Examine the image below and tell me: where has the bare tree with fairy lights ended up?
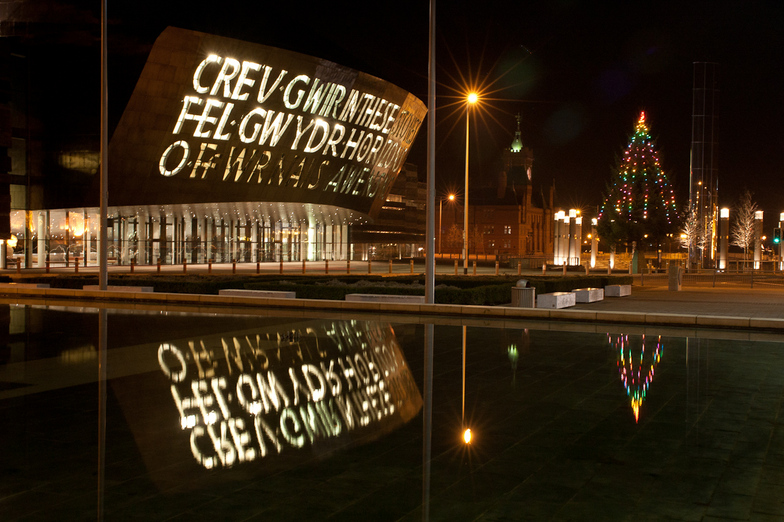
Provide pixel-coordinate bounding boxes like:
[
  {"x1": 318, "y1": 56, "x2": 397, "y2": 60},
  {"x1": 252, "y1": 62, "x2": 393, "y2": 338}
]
[{"x1": 731, "y1": 190, "x2": 758, "y2": 262}]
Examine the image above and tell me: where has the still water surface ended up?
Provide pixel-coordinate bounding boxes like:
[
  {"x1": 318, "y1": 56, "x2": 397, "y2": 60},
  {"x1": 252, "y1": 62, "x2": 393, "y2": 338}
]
[{"x1": 1, "y1": 304, "x2": 783, "y2": 520}]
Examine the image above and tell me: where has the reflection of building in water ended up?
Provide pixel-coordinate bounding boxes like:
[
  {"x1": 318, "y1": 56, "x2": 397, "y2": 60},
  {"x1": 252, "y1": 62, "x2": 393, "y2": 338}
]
[
  {"x1": 157, "y1": 320, "x2": 422, "y2": 469},
  {"x1": 0, "y1": 304, "x2": 9, "y2": 365},
  {"x1": 609, "y1": 334, "x2": 663, "y2": 423}
]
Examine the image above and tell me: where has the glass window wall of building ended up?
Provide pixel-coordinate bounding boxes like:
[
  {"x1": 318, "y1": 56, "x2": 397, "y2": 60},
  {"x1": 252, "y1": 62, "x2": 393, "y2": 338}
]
[{"x1": 7, "y1": 207, "x2": 352, "y2": 267}]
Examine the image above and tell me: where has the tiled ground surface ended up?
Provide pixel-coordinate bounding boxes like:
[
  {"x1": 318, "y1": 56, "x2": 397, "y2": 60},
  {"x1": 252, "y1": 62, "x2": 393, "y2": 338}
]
[
  {"x1": 1, "y1": 307, "x2": 784, "y2": 520},
  {"x1": 572, "y1": 286, "x2": 784, "y2": 319}
]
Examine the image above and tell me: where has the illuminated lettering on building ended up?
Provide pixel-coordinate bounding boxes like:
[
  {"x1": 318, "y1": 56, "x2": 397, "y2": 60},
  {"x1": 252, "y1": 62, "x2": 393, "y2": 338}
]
[
  {"x1": 156, "y1": 51, "x2": 424, "y2": 201},
  {"x1": 157, "y1": 320, "x2": 422, "y2": 469},
  {"x1": 108, "y1": 27, "x2": 427, "y2": 217}
]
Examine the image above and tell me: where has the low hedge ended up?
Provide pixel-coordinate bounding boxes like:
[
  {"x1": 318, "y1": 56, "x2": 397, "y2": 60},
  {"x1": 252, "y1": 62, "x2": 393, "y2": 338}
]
[
  {"x1": 527, "y1": 275, "x2": 632, "y2": 295},
  {"x1": 11, "y1": 273, "x2": 631, "y2": 305},
  {"x1": 243, "y1": 280, "x2": 514, "y2": 305}
]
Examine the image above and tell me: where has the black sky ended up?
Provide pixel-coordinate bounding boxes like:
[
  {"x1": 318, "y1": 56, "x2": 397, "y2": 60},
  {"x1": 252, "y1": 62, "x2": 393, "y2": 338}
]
[{"x1": 33, "y1": 0, "x2": 784, "y2": 229}]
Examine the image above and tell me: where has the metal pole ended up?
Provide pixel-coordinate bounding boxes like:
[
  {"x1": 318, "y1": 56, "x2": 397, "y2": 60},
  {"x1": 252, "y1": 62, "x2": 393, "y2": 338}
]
[
  {"x1": 779, "y1": 214, "x2": 784, "y2": 271},
  {"x1": 423, "y1": 6, "x2": 436, "y2": 520},
  {"x1": 463, "y1": 107, "x2": 469, "y2": 275},
  {"x1": 424, "y1": 0, "x2": 436, "y2": 304},
  {"x1": 438, "y1": 199, "x2": 442, "y2": 255},
  {"x1": 99, "y1": 0, "x2": 108, "y2": 290}
]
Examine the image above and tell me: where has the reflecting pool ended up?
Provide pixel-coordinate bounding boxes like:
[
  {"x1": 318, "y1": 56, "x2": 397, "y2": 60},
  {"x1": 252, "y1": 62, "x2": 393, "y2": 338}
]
[{"x1": 1, "y1": 303, "x2": 783, "y2": 520}]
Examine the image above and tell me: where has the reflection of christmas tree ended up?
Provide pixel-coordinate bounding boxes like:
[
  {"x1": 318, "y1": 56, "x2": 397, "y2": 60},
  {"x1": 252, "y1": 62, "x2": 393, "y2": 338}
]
[
  {"x1": 598, "y1": 112, "x2": 678, "y2": 250},
  {"x1": 609, "y1": 333, "x2": 663, "y2": 422}
]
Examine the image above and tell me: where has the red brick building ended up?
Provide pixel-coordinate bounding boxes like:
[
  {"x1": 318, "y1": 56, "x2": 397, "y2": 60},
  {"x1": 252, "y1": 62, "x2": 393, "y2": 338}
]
[{"x1": 439, "y1": 116, "x2": 554, "y2": 261}]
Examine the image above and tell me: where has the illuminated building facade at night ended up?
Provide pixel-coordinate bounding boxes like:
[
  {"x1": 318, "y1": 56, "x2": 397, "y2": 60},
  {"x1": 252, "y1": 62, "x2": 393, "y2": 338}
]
[
  {"x1": 439, "y1": 116, "x2": 554, "y2": 260},
  {"x1": 1, "y1": 26, "x2": 425, "y2": 267}
]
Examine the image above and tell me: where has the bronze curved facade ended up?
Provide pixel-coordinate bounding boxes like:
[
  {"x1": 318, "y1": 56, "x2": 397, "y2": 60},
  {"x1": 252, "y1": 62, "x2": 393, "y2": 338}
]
[
  {"x1": 111, "y1": 26, "x2": 425, "y2": 224},
  {"x1": 8, "y1": 27, "x2": 425, "y2": 266}
]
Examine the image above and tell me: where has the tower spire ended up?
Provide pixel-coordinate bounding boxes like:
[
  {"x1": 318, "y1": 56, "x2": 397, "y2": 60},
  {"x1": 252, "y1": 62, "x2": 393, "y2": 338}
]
[{"x1": 510, "y1": 113, "x2": 523, "y2": 153}]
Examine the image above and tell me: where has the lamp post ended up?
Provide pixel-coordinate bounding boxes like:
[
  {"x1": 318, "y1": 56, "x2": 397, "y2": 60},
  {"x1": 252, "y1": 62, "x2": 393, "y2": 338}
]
[
  {"x1": 463, "y1": 92, "x2": 478, "y2": 274},
  {"x1": 779, "y1": 212, "x2": 784, "y2": 271},
  {"x1": 754, "y1": 210, "x2": 763, "y2": 270},
  {"x1": 590, "y1": 217, "x2": 598, "y2": 268},
  {"x1": 439, "y1": 194, "x2": 455, "y2": 255},
  {"x1": 719, "y1": 207, "x2": 729, "y2": 270}
]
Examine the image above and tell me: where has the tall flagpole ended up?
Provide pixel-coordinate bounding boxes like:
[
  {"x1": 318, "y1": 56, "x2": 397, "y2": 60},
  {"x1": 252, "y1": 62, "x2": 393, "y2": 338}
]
[
  {"x1": 98, "y1": 6, "x2": 109, "y2": 520},
  {"x1": 423, "y1": 7, "x2": 436, "y2": 521},
  {"x1": 99, "y1": 0, "x2": 108, "y2": 290},
  {"x1": 424, "y1": 2, "x2": 436, "y2": 304}
]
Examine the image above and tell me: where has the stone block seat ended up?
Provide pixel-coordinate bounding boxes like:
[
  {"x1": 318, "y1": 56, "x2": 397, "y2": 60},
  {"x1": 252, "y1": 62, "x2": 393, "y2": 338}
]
[
  {"x1": 83, "y1": 285, "x2": 153, "y2": 292},
  {"x1": 0, "y1": 283, "x2": 50, "y2": 289},
  {"x1": 536, "y1": 292, "x2": 576, "y2": 309},
  {"x1": 604, "y1": 284, "x2": 631, "y2": 297},
  {"x1": 218, "y1": 289, "x2": 295, "y2": 299},
  {"x1": 571, "y1": 287, "x2": 604, "y2": 303},
  {"x1": 345, "y1": 294, "x2": 424, "y2": 304}
]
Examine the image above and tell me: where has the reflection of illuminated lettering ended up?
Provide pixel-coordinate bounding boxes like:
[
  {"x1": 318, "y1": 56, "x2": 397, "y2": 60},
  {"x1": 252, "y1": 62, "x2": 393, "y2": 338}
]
[
  {"x1": 281, "y1": 408, "x2": 305, "y2": 448},
  {"x1": 253, "y1": 415, "x2": 282, "y2": 457},
  {"x1": 159, "y1": 321, "x2": 419, "y2": 469},
  {"x1": 609, "y1": 334, "x2": 663, "y2": 423},
  {"x1": 190, "y1": 426, "x2": 217, "y2": 469},
  {"x1": 189, "y1": 340, "x2": 218, "y2": 379},
  {"x1": 158, "y1": 343, "x2": 187, "y2": 382},
  {"x1": 228, "y1": 417, "x2": 256, "y2": 462}
]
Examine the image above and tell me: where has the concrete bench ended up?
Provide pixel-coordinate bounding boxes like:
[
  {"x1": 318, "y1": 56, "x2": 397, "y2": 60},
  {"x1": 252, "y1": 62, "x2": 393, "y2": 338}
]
[
  {"x1": 0, "y1": 283, "x2": 51, "y2": 289},
  {"x1": 571, "y1": 287, "x2": 604, "y2": 303},
  {"x1": 605, "y1": 284, "x2": 631, "y2": 297},
  {"x1": 83, "y1": 285, "x2": 154, "y2": 292},
  {"x1": 345, "y1": 293, "x2": 425, "y2": 304},
  {"x1": 536, "y1": 291, "x2": 576, "y2": 309},
  {"x1": 218, "y1": 289, "x2": 296, "y2": 299}
]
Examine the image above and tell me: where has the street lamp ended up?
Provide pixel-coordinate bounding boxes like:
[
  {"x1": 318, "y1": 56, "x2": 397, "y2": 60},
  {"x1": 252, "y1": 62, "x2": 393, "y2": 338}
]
[
  {"x1": 463, "y1": 92, "x2": 478, "y2": 274},
  {"x1": 779, "y1": 212, "x2": 784, "y2": 271},
  {"x1": 439, "y1": 193, "x2": 455, "y2": 255}
]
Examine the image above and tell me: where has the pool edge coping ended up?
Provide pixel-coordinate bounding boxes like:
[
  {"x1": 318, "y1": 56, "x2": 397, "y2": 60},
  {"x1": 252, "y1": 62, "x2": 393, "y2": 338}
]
[{"x1": 1, "y1": 287, "x2": 783, "y2": 332}]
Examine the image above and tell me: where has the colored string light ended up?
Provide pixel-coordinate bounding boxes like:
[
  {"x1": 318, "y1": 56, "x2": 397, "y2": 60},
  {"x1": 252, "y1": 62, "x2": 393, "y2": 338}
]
[
  {"x1": 609, "y1": 333, "x2": 663, "y2": 423},
  {"x1": 598, "y1": 112, "x2": 678, "y2": 231}
]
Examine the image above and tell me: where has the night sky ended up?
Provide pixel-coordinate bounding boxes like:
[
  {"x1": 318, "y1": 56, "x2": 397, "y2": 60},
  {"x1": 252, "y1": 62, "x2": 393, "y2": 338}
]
[{"x1": 20, "y1": 0, "x2": 784, "y2": 230}]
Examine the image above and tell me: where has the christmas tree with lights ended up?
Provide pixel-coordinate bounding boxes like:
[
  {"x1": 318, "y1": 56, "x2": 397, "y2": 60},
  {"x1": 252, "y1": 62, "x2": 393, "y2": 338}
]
[{"x1": 598, "y1": 112, "x2": 678, "y2": 250}]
